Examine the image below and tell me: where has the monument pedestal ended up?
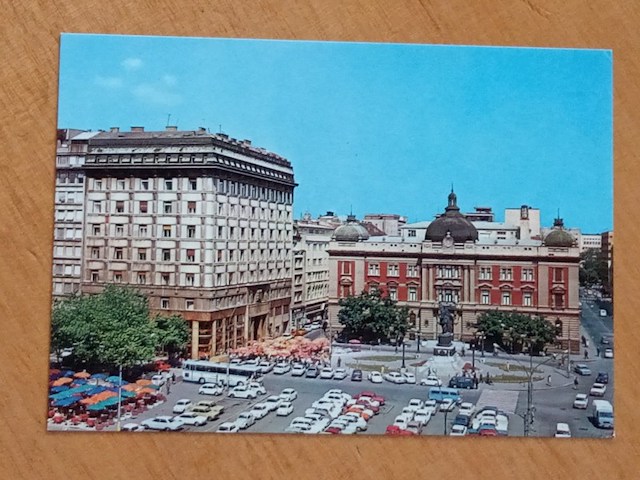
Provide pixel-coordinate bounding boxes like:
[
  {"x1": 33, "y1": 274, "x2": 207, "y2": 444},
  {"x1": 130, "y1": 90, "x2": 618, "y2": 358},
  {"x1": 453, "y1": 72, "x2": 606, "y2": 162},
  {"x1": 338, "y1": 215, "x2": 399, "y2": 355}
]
[{"x1": 433, "y1": 345, "x2": 456, "y2": 356}]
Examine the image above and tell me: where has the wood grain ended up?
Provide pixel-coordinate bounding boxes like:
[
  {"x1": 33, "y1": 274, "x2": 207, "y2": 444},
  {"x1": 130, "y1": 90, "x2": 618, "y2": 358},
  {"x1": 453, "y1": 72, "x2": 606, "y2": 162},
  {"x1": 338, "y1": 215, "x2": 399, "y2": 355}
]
[{"x1": 0, "y1": 1, "x2": 638, "y2": 478}]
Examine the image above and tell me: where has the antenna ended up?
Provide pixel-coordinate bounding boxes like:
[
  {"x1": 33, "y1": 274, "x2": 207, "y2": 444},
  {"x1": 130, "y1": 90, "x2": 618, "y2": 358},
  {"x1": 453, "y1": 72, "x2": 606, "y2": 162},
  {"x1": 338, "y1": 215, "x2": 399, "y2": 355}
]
[
  {"x1": 166, "y1": 113, "x2": 171, "y2": 127},
  {"x1": 219, "y1": 124, "x2": 223, "y2": 134},
  {"x1": 451, "y1": 183, "x2": 454, "y2": 193}
]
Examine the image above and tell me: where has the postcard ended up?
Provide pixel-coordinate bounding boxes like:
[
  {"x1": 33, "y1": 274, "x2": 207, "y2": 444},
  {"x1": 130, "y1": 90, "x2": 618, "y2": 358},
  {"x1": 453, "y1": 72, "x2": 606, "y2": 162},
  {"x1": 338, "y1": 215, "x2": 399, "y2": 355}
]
[{"x1": 49, "y1": 34, "x2": 612, "y2": 437}]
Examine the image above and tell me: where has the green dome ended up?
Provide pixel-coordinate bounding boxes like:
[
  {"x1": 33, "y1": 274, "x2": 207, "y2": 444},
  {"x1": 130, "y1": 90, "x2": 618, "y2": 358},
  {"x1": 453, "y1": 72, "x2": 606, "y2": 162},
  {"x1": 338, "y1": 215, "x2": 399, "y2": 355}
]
[{"x1": 544, "y1": 218, "x2": 575, "y2": 247}]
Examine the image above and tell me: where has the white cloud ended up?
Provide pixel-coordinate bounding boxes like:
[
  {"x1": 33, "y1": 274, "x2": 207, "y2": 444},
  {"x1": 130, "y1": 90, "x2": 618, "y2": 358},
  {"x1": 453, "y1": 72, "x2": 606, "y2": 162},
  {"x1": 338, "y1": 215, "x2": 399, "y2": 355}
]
[
  {"x1": 94, "y1": 76, "x2": 123, "y2": 89},
  {"x1": 122, "y1": 57, "x2": 143, "y2": 70},
  {"x1": 132, "y1": 83, "x2": 182, "y2": 106}
]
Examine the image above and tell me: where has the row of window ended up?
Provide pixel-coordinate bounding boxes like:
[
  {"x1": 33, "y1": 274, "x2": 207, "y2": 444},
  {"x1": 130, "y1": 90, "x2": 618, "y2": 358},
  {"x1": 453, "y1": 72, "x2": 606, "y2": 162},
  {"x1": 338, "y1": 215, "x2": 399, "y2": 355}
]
[
  {"x1": 55, "y1": 192, "x2": 81, "y2": 204},
  {"x1": 54, "y1": 227, "x2": 82, "y2": 240},
  {"x1": 363, "y1": 264, "x2": 546, "y2": 282},
  {"x1": 90, "y1": 246, "x2": 291, "y2": 263},
  {"x1": 56, "y1": 172, "x2": 84, "y2": 184},
  {"x1": 91, "y1": 177, "x2": 293, "y2": 204},
  {"x1": 55, "y1": 209, "x2": 83, "y2": 222},
  {"x1": 478, "y1": 267, "x2": 535, "y2": 281},
  {"x1": 365, "y1": 263, "x2": 420, "y2": 277}
]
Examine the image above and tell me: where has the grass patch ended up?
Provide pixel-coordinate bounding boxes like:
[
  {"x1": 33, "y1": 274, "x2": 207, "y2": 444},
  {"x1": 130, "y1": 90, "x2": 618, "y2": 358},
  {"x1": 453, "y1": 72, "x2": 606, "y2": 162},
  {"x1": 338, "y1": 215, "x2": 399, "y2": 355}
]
[
  {"x1": 346, "y1": 363, "x2": 385, "y2": 372},
  {"x1": 485, "y1": 362, "x2": 543, "y2": 373},
  {"x1": 356, "y1": 355, "x2": 404, "y2": 362},
  {"x1": 490, "y1": 374, "x2": 544, "y2": 384}
]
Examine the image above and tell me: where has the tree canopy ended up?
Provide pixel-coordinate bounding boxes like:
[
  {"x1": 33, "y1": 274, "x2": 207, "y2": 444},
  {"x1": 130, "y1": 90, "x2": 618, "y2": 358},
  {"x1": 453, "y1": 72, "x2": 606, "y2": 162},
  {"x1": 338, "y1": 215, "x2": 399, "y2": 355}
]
[
  {"x1": 51, "y1": 285, "x2": 189, "y2": 369},
  {"x1": 337, "y1": 290, "x2": 410, "y2": 343},
  {"x1": 579, "y1": 248, "x2": 609, "y2": 290},
  {"x1": 475, "y1": 310, "x2": 557, "y2": 354}
]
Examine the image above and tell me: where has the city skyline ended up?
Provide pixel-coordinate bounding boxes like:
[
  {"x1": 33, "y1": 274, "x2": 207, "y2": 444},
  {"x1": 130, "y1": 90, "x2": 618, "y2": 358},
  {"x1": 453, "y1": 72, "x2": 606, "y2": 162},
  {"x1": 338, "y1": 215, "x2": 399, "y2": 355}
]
[{"x1": 58, "y1": 34, "x2": 612, "y2": 232}]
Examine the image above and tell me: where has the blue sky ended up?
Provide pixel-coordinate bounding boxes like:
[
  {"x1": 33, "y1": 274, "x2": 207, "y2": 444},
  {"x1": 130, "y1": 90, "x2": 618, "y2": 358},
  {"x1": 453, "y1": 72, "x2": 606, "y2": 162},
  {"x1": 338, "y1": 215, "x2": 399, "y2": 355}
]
[{"x1": 58, "y1": 34, "x2": 612, "y2": 232}]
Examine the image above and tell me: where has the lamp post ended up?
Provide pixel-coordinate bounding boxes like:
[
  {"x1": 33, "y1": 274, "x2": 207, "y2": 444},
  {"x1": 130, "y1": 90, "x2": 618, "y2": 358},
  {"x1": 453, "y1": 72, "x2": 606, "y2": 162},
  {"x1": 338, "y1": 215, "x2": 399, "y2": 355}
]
[
  {"x1": 116, "y1": 363, "x2": 123, "y2": 432},
  {"x1": 416, "y1": 314, "x2": 421, "y2": 353}
]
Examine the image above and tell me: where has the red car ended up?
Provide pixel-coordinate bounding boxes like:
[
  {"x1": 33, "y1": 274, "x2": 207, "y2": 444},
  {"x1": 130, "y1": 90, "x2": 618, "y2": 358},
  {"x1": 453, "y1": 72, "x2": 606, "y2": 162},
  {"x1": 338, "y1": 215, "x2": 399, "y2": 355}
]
[
  {"x1": 385, "y1": 425, "x2": 415, "y2": 436},
  {"x1": 154, "y1": 360, "x2": 172, "y2": 372},
  {"x1": 354, "y1": 399, "x2": 380, "y2": 414},
  {"x1": 354, "y1": 391, "x2": 385, "y2": 405},
  {"x1": 325, "y1": 426, "x2": 342, "y2": 434}
]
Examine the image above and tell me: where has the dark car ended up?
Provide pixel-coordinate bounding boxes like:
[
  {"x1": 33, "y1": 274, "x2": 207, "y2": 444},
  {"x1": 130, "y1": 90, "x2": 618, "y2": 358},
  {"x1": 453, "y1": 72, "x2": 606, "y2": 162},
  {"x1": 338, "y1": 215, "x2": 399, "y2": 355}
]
[
  {"x1": 596, "y1": 372, "x2": 609, "y2": 384},
  {"x1": 305, "y1": 366, "x2": 319, "y2": 378},
  {"x1": 351, "y1": 369, "x2": 363, "y2": 382},
  {"x1": 449, "y1": 376, "x2": 475, "y2": 389},
  {"x1": 453, "y1": 414, "x2": 471, "y2": 427},
  {"x1": 601, "y1": 335, "x2": 613, "y2": 345}
]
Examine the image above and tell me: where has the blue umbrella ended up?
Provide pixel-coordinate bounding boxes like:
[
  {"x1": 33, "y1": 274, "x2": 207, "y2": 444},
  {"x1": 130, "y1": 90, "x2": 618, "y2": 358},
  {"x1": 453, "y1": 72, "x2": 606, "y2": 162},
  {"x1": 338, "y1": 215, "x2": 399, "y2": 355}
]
[
  {"x1": 50, "y1": 385, "x2": 70, "y2": 393},
  {"x1": 92, "y1": 373, "x2": 108, "y2": 380},
  {"x1": 53, "y1": 397, "x2": 79, "y2": 407},
  {"x1": 62, "y1": 370, "x2": 75, "y2": 377},
  {"x1": 106, "y1": 376, "x2": 128, "y2": 385},
  {"x1": 73, "y1": 379, "x2": 88, "y2": 385}
]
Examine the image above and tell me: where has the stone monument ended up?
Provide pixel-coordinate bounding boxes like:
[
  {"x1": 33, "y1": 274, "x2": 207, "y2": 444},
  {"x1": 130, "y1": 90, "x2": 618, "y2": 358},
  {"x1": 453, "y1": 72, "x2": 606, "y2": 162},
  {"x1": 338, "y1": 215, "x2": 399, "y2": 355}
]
[{"x1": 434, "y1": 302, "x2": 456, "y2": 356}]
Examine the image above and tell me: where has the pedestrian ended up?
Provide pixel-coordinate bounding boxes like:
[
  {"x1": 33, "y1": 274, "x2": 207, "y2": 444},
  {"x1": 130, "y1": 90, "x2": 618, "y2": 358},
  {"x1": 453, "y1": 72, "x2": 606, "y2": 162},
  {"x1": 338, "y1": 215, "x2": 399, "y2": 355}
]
[
  {"x1": 474, "y1": 375, "x2": 479, "y2": 389},
  {"x1": 573, "y1": 376, "x2": 579, "y2": 390},
  {"x1": 166, "y1": 382, "x2": 171, "y2": 395},
  {"x1": 596, "y1": 347, "x2": 600, "y2": 357},
  {"x1": 479, "y1": 373, "x2": 483, "y2": 383},
  {"x1": 337, "y1": 356, "x2": 342, "y2": 368},
  {"x1": 506, "y1": 361, "x2": 510, "y2": 372},
  {"x1": 547, "y1": 374, "x2": 552, "y2": 386},
  {"x1": 171, "y1": 372, "x2": 176, "y2": 384},
  {"x1": 584, "y1": 350, "x2": 589, "y2": 360}
]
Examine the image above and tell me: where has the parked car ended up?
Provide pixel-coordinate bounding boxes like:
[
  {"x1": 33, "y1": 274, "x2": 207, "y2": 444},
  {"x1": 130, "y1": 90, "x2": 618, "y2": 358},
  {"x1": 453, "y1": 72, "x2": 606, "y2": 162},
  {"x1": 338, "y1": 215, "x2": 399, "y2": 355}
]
[
  {"x1": 574, "y1": 364, "x2": 592, "y2": 376},
  {"x1": 273, "y1": 363, "x2": 291, "y2": 375},
  {"x1": 413, "y1": 409, "x2": 432, "y2": 426},
  {"x1": 217, "y1": 422, "x2": 240, "y2": 433},
  {"x1": 264, "y1": 395, "x2": 283, "y2": 411},
  {"x1": 384, "y1": 372, "x2": 406, "y2": 384},
  {"x1": 333, "y1": 368, "x2": 348, "y2": 380},
  {"x1": 351, "y1": 369, "x2": 363, "y2": 382},
  {"x1": 406, "y1": 420, "x2": 423, "y2": 435},
  {"x1": 291, "y1": 364, "x2": 307, "y2": 376},
  {"x1": 234, "y1": 412, "x2": 256, "y2": 429},
  {"x1": 277, "y1": 401, "x2": 295, "y2": 416},
  {"x1": 420, "y1": 375, "x2": 442, "y2": 387},
  {"x1": 258, "y1": 361, "x2": 274, "y2": 373},
  {"x1": 279, "y1": 388, "x2": 298, "y2": 402},
  {"x1": 190, "y1": 404, "x2": 221, "y2": 421},
  {"x1": 604, "y1": 348, "x2": 614, "y2": 359},
  {"x1": 354, "y1": 391, "x2": 385, "y2": 405},
  {"x1": 450, "y1": 424, "x2": 467, "y2": 436},
  {"x1": 440, "y1": 398, "x2": 456, "y2": 412},
  {"x1": 554, "y1": 422, "x2": 572, "y2": 438},
  {"x1": 319, "y1": 367, "x2": 334, "y2": 379},
  {"x1": 121, "y1": 423, "x2": 144, "y2": 432},
  {"x1": 458, "y1": 402, "x2": 475, "y2": 417},
  {"x1": 423, "y1": 400, "x2": 438, "y2": 416},
  {"x1": 248, "y1": 382, "x2": 266, "y2": 396},
  {"x1": 573, "y1": 393, "x2": 589, "y2": 409},
  {"x1": 601, "y1": 335, "x2": 613, "y2": 345},
  {"x1": 249, "y1": 403, "x2": 270, "y2": 419},
  {"x1": 596, "y1": 372, "x2": 609, "y2": 384},
  {"x1": 590, "y1": 383, "x2": 607, "y2": 397},
  {"x1": 175, "y1": 412, "x2": 208, "y2": 426},
  {"x1": 151, "y1": 374, "x2": 166, "y2": 387},
  {"x1": 195, "y1": 400, "x2": 224, "y2": 415},
  {"x1": 453, "y1": 414, "x2": 471, "y2": 427},
  {"x1": 141, "y1": 416, "x2": 184, "y2": 431},
  {"x1": 406, "y1": 398, "x2": 424, "y2": 412},
  {"x1": 368, "y1": 372, "x2": 383, "y2": 384},
  {"x1": 172, "y1": 399, "x2": 192, "y2": 414},
  {"x1": 306, "y1": 366, "x2": 320, "y2": 378},
  {"x1": 393, "y1": 415, "x2": 410, "y2": 430},
  {"x1": 339, "y1": 413, "x2": 368, "y2": 431},
  {"x1": 403, "y1": 372, "x2": 416, "y2": 384},
  {"x1": 385, "y1": 425, "x2": 414, "y2": 436},
  {"x1": 198, "y1": 383, "x2": 223, "y2": 396},
  {"x1": 228, "y1": 385, "x2": 258, "y2": 399}
]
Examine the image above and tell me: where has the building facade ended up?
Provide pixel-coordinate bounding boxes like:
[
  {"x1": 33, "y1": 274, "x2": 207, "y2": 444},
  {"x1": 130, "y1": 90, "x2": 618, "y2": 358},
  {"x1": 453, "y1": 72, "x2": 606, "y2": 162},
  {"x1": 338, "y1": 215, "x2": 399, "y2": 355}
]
[
  {"x1": 59, "y1": 126, "x2": 296, "y2": 358},
  {"x1": 327, "y1": 192, "x2": 582, "y2": 353}
]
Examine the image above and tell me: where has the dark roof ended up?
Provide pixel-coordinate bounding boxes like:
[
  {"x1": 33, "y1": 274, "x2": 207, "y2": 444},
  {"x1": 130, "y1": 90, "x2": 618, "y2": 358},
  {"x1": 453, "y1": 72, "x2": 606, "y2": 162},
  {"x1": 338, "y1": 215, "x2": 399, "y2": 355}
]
[
  {"x1": 544, "y1": 218, "x2": 575, "y2": 247},
  {"x1": 360, "y1": 222, "x2": 386, "y2": 237},
  {"x1": 425, "y1": 190, "x2": 478, "y2": 243}
]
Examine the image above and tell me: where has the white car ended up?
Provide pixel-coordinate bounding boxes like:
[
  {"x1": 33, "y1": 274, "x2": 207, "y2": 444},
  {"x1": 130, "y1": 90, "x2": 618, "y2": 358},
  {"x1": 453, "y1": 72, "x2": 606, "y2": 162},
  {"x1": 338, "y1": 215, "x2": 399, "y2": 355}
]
[
  {"x1": 423, "y1": 400, "x2": 438, "y2": 416},
  {"x1": 604, "y1": 348, "x2": 614, "y2": 359},
  {"x1": 590, "y1": 383, "x2": 607, "y2": 397},
  {"x1": 141, "y1": 416, "x2": 184, "y2": 431},
  {"x1": 393, "y1": 415, "x2": 410, "y2": 430},
  {"x1": 277, "y1": 401, "x2": 294, "y2": 416},
  {"x1": 279, "y1": 388, "x2": 298, "y2": 402},
  {"x1": 258, "y1": 361, "x2": 274, "y2": 373},
  {"x1": 175, "y1": 412, "x2": 208, "y2": 426},
  {"x1": 312, "y1": 399, "x2": 339, "y2": 410},
  {"x1": 121, "y1": 422, "x2": 144, "y2": 432},
  {"x1": 291, "y1": 364, "x2": 306, "y2": 376},
  {"x1": 249, "y1": 403, "x2": 270, "y2": 419},
  {"x1": 450, "y1": 424, "x2": 467, "y2": 436},
  {"x1": 573, "y1": 393, "x2": 589, "y2": 409},
  {"x1": 384, "y1": 372, "x2": 406, "y2": 384},
  {"x1": 554, "y1": 422, "x2": 572, "y2": 438},
  {"x1": 273, "y1": 363, "x2": 291, "y2": 375},
  {"x1": 264, "y1": 395, "x2": 283, "y2": 411},
  {"x1": 248, "y1": 382, "x2": 266, "y2": 396},
  {"x1": 287, "y1": 417, "x2": 313, "y2": 431},
  {"x1": 151, "y1": 374, "x2": 166, "y2": 387},
  {"x1": 413, "y1": 408, "x2": 432, "y2": 426},
  {"x1": 406, "y1": 398, "x2": 424, "y2": 412},
  {"x1": 329, "y1": 420, "x2": 357, "y2": 434},
  {"x1": 323, "y1": 393, "x2": 348, "y2": 407},
  {"x1": 368, "y1": 372, "x2": 383, "y2": 384},
  {"x1": 333, "y1": 368, "x2": 348, "y2": 380},
  {"x1": 458, "y1": 402, "x2": 476, "y2": 417},
  {"x1": 319, "y1": 367, "x2": 334, "y2": 379},
  {"x1": 198, "y1": 383, "x2": 223, "y2": 396},
  {"x1": 400, "y1": 407, "x2": 416, "y2": 421},
  {"x1": 172, "y1": 399, "x2": 192, "y2": 414},
  {"x1": 420, "y1": 375, "x2": 442, "y2": 387},
  {"x1": 234, "y1": 412, "x2": 256, "y2": 429},
  {"x1": 339, "y1": 413, "x2": 368, "y2": 431},
  {"x1": 306, "y1": 418, "x2": 331, "y2": 434},
  {"x1": 440, "y1": 398, "x2": 456, "y2": 412},
  {"x1": 228, "y1": 385, "x2": 258, "y2": 399},
  {"x1": 285, "y1": 423, "x2": 312, "y2": 434},
  {"x1": 403, "y1": 372, "x2": 416, "y2": 384},
  {"x1": 217, "y1": 422, "x2": 240, "y2": 433}
]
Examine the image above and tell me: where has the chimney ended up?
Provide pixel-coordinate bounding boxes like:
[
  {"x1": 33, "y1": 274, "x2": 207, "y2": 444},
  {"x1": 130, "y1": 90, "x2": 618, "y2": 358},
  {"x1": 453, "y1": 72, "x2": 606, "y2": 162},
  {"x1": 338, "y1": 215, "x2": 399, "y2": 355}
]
[
  {"x1": 242, "y1": 139, "x2": 252, "y2": 146},
  {"x1": 131, "y1": 126, "x2": 144, "y2": 132},
  {"x1": 165, "y1": 126, "x2": 178, "y2": 131},
  {"x1": 110, "y1": 127, "x2": 119, "y2": 133},
  {"x1": 197, "y1": 127, "x2": 207, "y2": 133}
]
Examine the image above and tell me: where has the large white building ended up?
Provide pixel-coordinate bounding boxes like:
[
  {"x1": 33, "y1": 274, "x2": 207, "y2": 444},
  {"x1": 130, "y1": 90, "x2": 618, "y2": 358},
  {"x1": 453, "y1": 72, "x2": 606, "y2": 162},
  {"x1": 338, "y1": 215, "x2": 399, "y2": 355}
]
[{"x1": 57, "y1": 126, "x2": 296, "y2": 358}]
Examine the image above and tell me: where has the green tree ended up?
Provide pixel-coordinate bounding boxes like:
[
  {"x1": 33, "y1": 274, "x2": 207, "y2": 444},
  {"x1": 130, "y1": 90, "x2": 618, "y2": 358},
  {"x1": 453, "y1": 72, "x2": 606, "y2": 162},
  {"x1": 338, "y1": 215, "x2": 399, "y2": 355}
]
[
  {"x1": 51, "y1": 285, "x2": 157, "y2": 370},
  {"x1": 337, "y1": 290, "x2": 409, "y2": 343},
  {"x1": 580, "y1": 248, "x2": 609, "y2": 288},
  {"x1": 153, "y1": 314, "x2": 189, "y2": 356},
  {"x1": 475, "y1": 310, "x2": 556, "y2": 353}
]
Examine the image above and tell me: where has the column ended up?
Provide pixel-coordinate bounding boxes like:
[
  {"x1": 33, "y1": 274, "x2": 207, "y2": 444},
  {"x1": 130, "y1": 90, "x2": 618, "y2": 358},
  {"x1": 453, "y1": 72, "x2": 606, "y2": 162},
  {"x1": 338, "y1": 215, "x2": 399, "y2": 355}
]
[{"x1": 190, "y1": 321, "x2": 199, "y2": 359}]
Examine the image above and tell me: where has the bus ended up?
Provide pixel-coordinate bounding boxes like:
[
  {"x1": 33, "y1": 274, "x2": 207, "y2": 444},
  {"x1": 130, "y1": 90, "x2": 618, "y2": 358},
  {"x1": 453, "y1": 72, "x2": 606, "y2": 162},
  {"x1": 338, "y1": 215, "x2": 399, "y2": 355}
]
[
  {"x1": 182, "y1": 360, "x2": 262, "y2": 387},
  {"x1": 428, "y1": 387, "x2": 462, "y2": 403}
]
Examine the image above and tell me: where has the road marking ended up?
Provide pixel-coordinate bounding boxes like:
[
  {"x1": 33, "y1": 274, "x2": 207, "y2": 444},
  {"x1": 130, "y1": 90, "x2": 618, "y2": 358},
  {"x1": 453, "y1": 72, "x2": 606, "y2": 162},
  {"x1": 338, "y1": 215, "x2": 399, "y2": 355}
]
[{"x1": 475, "y1": 389, "x2": 519, "y2": 414}]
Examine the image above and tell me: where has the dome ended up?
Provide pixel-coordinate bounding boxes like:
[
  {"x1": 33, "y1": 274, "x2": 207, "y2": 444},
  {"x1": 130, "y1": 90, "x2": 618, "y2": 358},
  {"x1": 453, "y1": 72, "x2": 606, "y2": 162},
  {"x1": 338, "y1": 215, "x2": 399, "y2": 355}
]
[
  {"x1": 333, "y1": 214, "x2": 370, "y2": 242},
  {"x1": 544, "y1": 218, "x2": 575, "y2": 247},
  {"x1": 425, "y1": 190, "x2": 478, "y2": 243}
]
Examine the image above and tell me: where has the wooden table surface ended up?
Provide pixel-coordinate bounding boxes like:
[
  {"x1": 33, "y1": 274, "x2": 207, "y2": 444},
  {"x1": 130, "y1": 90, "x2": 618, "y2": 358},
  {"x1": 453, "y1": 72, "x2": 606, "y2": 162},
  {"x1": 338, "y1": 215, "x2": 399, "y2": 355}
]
[{"x1": 0, "y1": 1, "x2": 638, "y2": 478}]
